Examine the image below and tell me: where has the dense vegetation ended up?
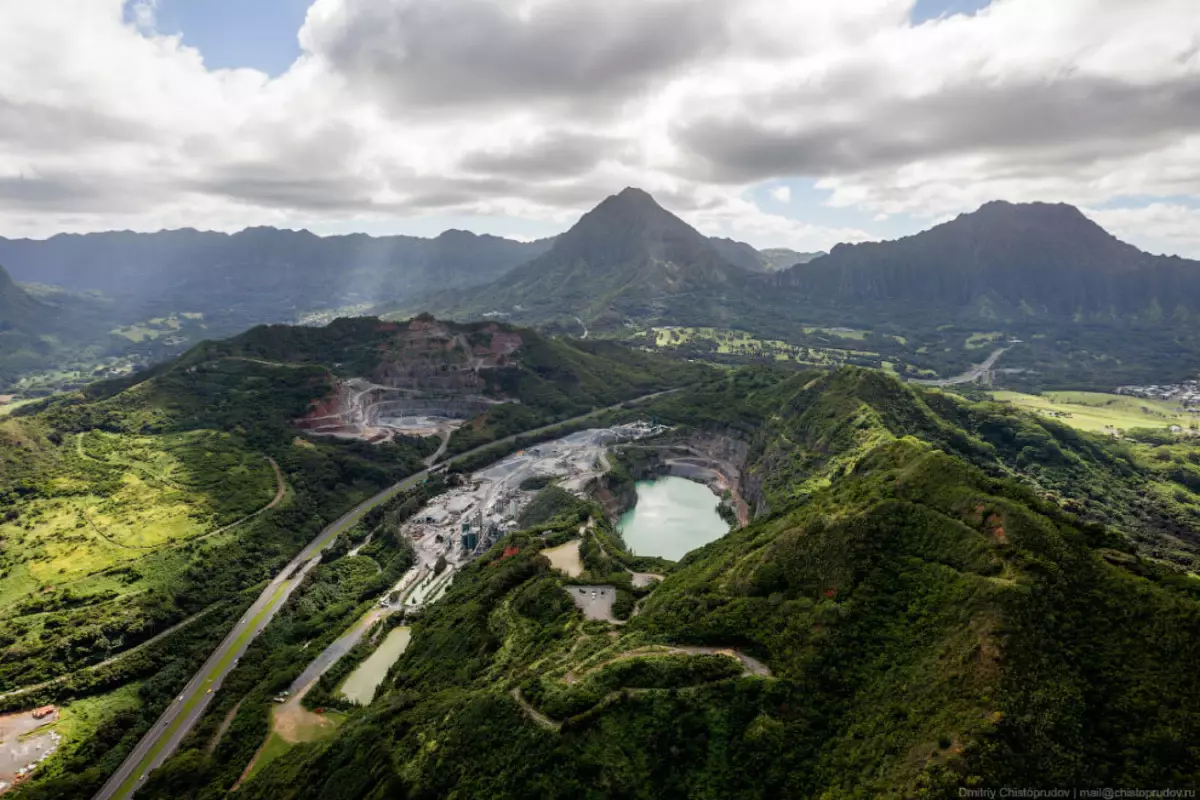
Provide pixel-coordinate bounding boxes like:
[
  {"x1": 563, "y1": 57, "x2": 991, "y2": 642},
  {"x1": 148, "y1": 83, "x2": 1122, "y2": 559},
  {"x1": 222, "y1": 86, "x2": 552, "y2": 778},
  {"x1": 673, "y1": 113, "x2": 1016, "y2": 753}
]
[
  {"x1": 173, "y1": 366, "x2": 1200, "y2": 799},
  {"x1": 1, "y1": 316, "x2": 706, "y2": 798}
]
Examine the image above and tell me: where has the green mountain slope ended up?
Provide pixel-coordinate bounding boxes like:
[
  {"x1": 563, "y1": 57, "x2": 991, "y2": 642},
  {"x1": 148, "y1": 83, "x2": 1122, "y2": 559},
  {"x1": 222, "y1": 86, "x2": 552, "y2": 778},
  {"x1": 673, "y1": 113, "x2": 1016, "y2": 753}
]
[
  {"x1": 431, "y1": 188, "x2": 755, "y2": 329},
  {"x1": 0, "y1": 263, "x2": 63, "y2": 386},
  {"x1": 190, "y1": 368, "x2": 1200, "y2": 799},
  {"x1": 0, "y1": 228, "x2": 551, "y2": 325},
  {"x1": 1, "y1": 316, "x2": 705, "y2": 800},
  {"x1": 777, "y1": 201, "x2": 1200, "y2": 324},
  {"x1": 0, "y1": 262, "x2": 43, "y2": 329}
]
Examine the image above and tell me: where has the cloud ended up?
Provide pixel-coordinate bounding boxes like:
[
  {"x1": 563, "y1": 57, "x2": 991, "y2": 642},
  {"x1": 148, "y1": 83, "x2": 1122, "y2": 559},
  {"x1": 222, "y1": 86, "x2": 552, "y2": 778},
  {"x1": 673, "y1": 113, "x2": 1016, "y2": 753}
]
[
  {"x1": 0, "y1": 0, "x2": 1197, "y2": 258},
  {"x1": 460, "y1": 132, "x2": 627, "y2": 179},
  {"x1": 298, "y1": 0, "x2": 731, "y2": 113},
  {"x1": 1084, "y1": 204, "x2": 1200, "y2": 258}
]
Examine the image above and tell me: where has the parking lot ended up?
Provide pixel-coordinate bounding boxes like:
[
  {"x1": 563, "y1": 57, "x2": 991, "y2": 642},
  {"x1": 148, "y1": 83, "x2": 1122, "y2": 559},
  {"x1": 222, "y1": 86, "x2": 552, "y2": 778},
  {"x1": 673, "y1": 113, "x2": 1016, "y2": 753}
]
[{"x1": 564, "y1": 585, "x2": 619, "y2": 623}]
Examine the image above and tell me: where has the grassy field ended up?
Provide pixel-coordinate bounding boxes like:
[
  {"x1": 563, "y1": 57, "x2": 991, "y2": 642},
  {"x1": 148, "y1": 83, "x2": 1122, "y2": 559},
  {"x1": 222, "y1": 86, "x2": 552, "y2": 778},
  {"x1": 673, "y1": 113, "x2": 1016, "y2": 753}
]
[
  {"x1": 803, "y1": 325, "x2": 868, "y2": 340},
  {"x1": 18, "y1": 683, "x2": 145, "y2": 785},
  {"x1": 110, "y1": 316, "x2": 182, "y2": 343},
  {"x1": 0, "y1": 397, "x2": 41, "y2": 417},
  {"x1": 246, "y1": 707, "x2": 346, "y2": 783},
  {"x1": 990, "y1": 390, "x2": 1194, "y2": 433},
  {"x1": 966, "y1": 331, "x2": 1005, "y2": 349},
  {"x1": 649, "y1": 326, "x2": 882, "y2": 368},
  {"x1": 110, "y1": 314, "x2": 204, "y2": 343},
  {"x1": 0, "y1": 426, "x2": 277, "y2": 606}
]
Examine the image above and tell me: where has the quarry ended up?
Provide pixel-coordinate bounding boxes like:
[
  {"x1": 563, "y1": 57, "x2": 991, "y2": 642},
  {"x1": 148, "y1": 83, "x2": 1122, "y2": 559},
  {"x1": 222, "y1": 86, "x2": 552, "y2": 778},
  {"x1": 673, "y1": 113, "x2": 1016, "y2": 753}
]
[
  {"x1": 394, "y1": 422, "x2": 668, "y2": 599},
  {"x1": 294, "y1": 319, "x2": 524, "y2": 443},
  {"x1": 294, "y1": 377, "x2": 499, "y2": 442}
]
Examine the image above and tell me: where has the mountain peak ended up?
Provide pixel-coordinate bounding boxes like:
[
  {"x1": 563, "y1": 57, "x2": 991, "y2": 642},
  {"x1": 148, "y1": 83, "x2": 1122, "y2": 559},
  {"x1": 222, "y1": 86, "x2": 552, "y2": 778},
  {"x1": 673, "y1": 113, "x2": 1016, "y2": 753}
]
[
  {"x1": 971, "y1": 199, "x2": 1094, "y2": 227},
  {"x1": 442, "y1": 188, "x2": 745, "y2": 324},
  {"x1": 613, "y1": 186, "x2": 658, "y2": 204},
  {"x1": 546, "y1": 187, "x2": 718, "y2": 271},
  {"x1": 589, "y1": 186, "x2": 669, "y2": 218}
]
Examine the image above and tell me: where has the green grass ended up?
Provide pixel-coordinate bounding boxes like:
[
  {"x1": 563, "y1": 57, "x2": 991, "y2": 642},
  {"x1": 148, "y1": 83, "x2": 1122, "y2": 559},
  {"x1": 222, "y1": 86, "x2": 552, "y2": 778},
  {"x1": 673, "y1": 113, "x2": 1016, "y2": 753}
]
[
  {"x1": 247, "y1": 708, "x2": 347, "y2": 783},
  {"x1": 966, "y1": 331, "x2": 1004, "y2": 349},
  {"x1": 246, "y1": 732, "x2": 293, "y2": 781},
  {"x1": 649, "y1": 326, "x2": 883, "y2": 368},
  {"x1": 990, "y1": 390, "x2": 1193, "y2": 433},
  {"x1": 802, "y1": 325, "x2": 868, "y2": 340},
  {"x1": 110, "y1": 315, "x2": 192, "y2": 343},
  {"x1": 0, "y1": 396, "x2": 40, "y2": 417},
  {"x1": 0, "y1": 429, "x2": 276, "y2": 600},
  {"x1": 109, "y1": 325, "x2": 161, "y2": 343},
  {"x1": 33, "y1": 683, "x2": 144, "y2": 778},
  {"x1": 112, "y1": 580, "x2": 293, "y2": 799}
]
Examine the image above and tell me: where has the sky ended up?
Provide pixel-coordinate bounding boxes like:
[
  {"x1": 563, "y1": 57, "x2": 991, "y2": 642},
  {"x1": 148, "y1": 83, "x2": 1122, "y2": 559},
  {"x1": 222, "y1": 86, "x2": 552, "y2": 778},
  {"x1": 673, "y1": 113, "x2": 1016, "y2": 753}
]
[{"x1": 1, "y1": 0, "x2": 1199, "y2": 257}]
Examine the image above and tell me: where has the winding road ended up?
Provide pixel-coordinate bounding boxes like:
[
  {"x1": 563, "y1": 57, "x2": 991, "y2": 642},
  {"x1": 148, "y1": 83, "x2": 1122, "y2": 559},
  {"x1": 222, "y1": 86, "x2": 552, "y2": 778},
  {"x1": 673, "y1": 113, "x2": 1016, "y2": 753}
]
[{"x1": 93, "y1": 387, "x2": 680, "y2": 800}]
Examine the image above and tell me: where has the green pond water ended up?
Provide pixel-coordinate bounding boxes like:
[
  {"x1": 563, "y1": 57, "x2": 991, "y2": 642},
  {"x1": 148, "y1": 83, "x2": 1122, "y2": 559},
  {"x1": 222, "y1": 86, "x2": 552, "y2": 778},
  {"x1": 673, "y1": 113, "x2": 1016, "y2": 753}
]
[
  {"x1": 340, "y1": 626, "x2": 411, "y2": 706},
  {"x1": 617, "y1": 476, "x2": 729, "y2": 561}
]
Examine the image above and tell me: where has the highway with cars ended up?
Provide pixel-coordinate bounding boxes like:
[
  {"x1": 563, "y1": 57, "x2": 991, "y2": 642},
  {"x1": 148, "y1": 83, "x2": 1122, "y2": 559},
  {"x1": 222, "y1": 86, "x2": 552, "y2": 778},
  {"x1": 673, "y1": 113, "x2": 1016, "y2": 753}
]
[{"x1": 93, "y1": 387, "x2": 677, "y2": 800}]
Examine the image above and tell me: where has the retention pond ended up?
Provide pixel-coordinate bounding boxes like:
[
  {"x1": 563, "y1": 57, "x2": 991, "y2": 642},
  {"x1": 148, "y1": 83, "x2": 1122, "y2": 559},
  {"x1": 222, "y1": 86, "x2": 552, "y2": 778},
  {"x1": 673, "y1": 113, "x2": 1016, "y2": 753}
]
[
  {"x1": 617, "y1": 476, "x2": 729, "y2": 561},
  {"x1": 340, "y1": 627, "x2": 412, "y2": 706}
]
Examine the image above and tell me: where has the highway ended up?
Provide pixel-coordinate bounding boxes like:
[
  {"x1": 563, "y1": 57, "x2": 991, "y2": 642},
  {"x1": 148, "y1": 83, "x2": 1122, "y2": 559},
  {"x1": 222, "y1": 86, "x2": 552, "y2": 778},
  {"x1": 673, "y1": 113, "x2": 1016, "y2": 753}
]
[
  {"x1": 93, "y1": 387, "x2": 677, "y2": 800},
  {"x1": 93, "y1": 470, "x2": 431, "y2": 800},
  {"x1": 910, "y1": 347, "x2": 1009, "y2": 387}
]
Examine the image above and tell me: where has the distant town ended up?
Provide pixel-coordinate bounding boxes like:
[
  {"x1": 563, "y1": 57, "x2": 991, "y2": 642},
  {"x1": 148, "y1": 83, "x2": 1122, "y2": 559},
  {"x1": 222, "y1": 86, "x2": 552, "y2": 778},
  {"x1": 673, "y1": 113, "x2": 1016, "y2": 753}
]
[{"x1": 1116, "y1": 380, "x2": 1200, "y2": 408}]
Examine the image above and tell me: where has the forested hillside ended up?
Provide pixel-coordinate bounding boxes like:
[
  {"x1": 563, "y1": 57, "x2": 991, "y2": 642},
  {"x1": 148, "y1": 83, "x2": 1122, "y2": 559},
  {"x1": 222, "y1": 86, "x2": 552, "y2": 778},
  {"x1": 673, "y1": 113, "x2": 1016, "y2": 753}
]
[
  {"x1": 1, "y1": 316, "x2": 703, "y2": 799},
  {"x1": 0, "y1": 228, "x2": 551, "y2": 326},
  {"x1": 191, "y1": 367, "x2": 1200, "y2": 799}
]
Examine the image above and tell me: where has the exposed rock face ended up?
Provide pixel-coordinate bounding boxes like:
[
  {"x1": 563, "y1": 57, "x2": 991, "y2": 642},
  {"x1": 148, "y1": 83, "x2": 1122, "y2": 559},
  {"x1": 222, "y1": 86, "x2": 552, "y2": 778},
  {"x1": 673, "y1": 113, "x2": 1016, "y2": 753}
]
[
  {"x1": 372, "y1": 321, "x2": 524, "y2": 393},
  {"x1": 597, "y1": 428, "x2": 753, "y2": 527},
  {"x1": 297, "y1": 320, "x2": 523, "y2": 443}
]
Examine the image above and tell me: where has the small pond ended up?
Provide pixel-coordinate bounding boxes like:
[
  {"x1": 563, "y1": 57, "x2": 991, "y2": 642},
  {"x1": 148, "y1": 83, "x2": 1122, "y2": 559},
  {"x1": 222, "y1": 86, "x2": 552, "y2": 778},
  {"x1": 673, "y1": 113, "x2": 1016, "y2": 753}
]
[
  {"x1": 340, "y1": 626, "x2": 411, "y2": 706},
  {"x1": 616, "y1": 476, "x2": 729, "y2": 561}
]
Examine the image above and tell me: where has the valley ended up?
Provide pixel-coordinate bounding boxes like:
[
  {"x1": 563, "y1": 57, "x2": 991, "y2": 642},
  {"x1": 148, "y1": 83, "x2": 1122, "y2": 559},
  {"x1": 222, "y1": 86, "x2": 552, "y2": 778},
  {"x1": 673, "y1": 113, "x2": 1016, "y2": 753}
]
[
  {"x1": 0, "y1": 316, "x2": 704, "y2": 799},
  {"x1": 4, "y1": 317, "x2": 1200, "y2": 798},
  {"x1": 6, "y1": 0, "x2": 1200, "y2": 794},
  {"x1": 2, "y1": 193, "x2": 1200, "y2": 800}
]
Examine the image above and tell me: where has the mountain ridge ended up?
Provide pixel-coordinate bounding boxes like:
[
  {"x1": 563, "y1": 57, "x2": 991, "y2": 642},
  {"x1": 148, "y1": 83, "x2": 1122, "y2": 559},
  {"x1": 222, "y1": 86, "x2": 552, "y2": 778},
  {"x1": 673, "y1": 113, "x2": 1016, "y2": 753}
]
[
  {"x1": 777, "y1": 199, "x2": 1199, "y2": 321},
  {"x1": 424, "y1": 187, "x2": 754, "y2": 327},
  {"x1": 0, "y1": 262, "x2": 43, "y2": 330}
]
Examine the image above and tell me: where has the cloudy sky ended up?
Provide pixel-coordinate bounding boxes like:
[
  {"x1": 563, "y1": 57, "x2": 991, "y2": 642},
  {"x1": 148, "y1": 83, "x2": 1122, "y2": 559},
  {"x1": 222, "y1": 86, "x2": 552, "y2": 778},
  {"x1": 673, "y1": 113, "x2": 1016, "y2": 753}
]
[{"x1": 1, "y1": 0, "x2": 1198, "y2": 256}]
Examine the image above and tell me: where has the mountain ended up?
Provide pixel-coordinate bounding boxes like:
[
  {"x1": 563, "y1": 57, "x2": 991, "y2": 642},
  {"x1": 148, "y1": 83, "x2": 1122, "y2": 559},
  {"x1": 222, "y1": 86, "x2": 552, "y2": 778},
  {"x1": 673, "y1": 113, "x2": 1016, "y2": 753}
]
[
  {"x1": 0, "y1": 262, "x2": 42, "y2": 330},
  {"x1": 0, "y1": 264, "x2": 73, "y2": 386},
  {"x1": 706, "y1": 240, "x2": 826, "y2": 272},
  {"x1": 429, "y1": 187, "x2": 754, "y2": 328},
  {"x1": 139, "y1": 366, "x2": 1200, "y2": 799},
  {"x1": 0, "y1": 227, "x2": 552, "y2": 325},
  {"x1": 707, "y1": 237, "x2": 771, "y2": 272},
  {"x1": 776, "y1": 200, "x2": 1200, "y2": 323},
  {"x1": 0, "y1": 315, "x2": 709, "y2": 798},
  {"x1": 760, "y1": 247, "x2": 824, "y2": 270}
]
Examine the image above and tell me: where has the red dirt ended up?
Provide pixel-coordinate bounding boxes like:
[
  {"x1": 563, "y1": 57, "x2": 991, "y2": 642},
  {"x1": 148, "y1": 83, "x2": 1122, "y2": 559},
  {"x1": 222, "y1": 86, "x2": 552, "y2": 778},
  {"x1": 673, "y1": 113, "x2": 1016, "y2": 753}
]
[
  {"x1": 489, "y1": 331, "x2": 523, "y2": 355},
  {"x1": 984, "y1": 512, "x2": 1009, "y2": 544}
]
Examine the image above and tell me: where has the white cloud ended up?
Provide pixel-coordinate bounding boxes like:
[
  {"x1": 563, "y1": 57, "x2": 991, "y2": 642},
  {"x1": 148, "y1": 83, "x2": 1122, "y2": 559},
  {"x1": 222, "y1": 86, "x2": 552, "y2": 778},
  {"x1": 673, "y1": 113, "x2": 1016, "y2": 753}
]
[
  {"x1": 1084, "y1": 204, "x2": 1200, "y2": 258},
  {"x1": 0, "y1": 0, "x2": 1197, "y2": 256}
]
